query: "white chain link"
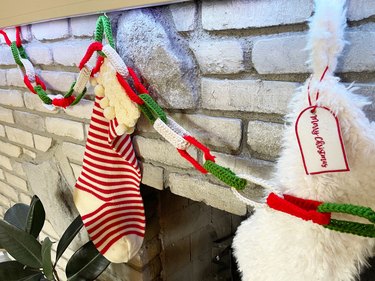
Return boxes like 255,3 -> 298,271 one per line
73,65 -> 91,94
153,117 -> 191,150
231,173 -> 280,208
101,44 -> 129,78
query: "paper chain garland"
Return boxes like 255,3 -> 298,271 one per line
1,15 -> 375,238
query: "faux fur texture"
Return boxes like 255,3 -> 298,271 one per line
233,0 -> 375,280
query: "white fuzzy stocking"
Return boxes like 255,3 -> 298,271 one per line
233,1 -> 375,280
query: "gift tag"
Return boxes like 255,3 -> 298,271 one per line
295,106 -> 349,175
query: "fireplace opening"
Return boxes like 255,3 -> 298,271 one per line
111,184 -> 244,281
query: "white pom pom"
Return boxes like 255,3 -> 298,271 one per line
99,97 -> 109,109
103,107 -> 115,120
90,78 -> 98,86
94,85 -> 105,97
115,124 -> 127,136
126,126 -> 135,135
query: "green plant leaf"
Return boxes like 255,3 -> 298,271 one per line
55,216 -> 83,264
41,237 -> 54,281
66,241 -> 110,281
26,196 -> 45,238
4,203 -> 30,230
0,220 -> 42,268
0,260 -> 43,281
20,274 -> 44,281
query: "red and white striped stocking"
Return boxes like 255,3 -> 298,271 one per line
73,96 -> 145,263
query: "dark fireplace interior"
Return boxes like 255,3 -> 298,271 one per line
126,184 -> 244,281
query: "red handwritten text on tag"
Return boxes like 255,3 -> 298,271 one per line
295,106 -> 349,175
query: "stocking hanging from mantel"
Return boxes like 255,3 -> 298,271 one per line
233,0 -> 375,280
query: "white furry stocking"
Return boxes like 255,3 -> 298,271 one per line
233,0 -> 375,280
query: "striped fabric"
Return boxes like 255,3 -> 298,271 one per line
74,96 -> 145,261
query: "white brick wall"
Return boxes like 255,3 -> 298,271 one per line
0,155 -> 12,171
252,32 -> 375,74
0,107 -> 14,123
0,90 -> 24,107
202,0 -> 313,30
0,140 -> 22,157
0,2 -> 374,279
25,43 -> 53,65
190,40 -> 244,74
51,40 -> 92,67
5,126 -> 34,147
31,19 -> 69,40
45,117 -> 84,141
201,79 -> 297,114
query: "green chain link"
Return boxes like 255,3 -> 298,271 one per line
139,94 -> 167,123
34,85 -> 52,104
139,103 -> 157,123
10,42 -> 23,66
64,82 -> 76,98
203,160 -> 247,190
318,203 -> 375,237
324,219 -> 375,238
18,45 -> 28,59
95,15 -> 115,57
70,88 -> 87,106
318,203 -> 375,223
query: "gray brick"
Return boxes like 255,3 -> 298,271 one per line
51,40 -> 92,67
0,107 -> 14,123
14,111 -> 45,132
4,172 -> 27,192
25,43 -> 53,65
40,71 -> 76,93
32,19 -> 69,40
0,155 -> 12,170
253,34 -> 308,74
171,114 -> 242,152
6,69 -> 26,88
0,45 -> 15,65
0,69 -> 6,86
5,126 -> 34,148
347,0 -> 375,21
0,140 -> 22,157
202,0 -> 312,30
141,162 -> 164,190
168,173 -> 247,215
252,32 -> 375,74
170,2 -> 196,32
0,181 -> 18,202
45,117 -> 84,141
202,79 -> 297,114
70,15 -> 98,37
0,89 -> 24,107
61,142 -> 85,163
190,40 -> 244,74
247,121 -> 283,160
134,136 -> 197,169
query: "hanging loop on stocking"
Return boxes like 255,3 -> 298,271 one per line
307,65 -> 329,112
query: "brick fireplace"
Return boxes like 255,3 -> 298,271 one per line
0,0 -> 374,280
